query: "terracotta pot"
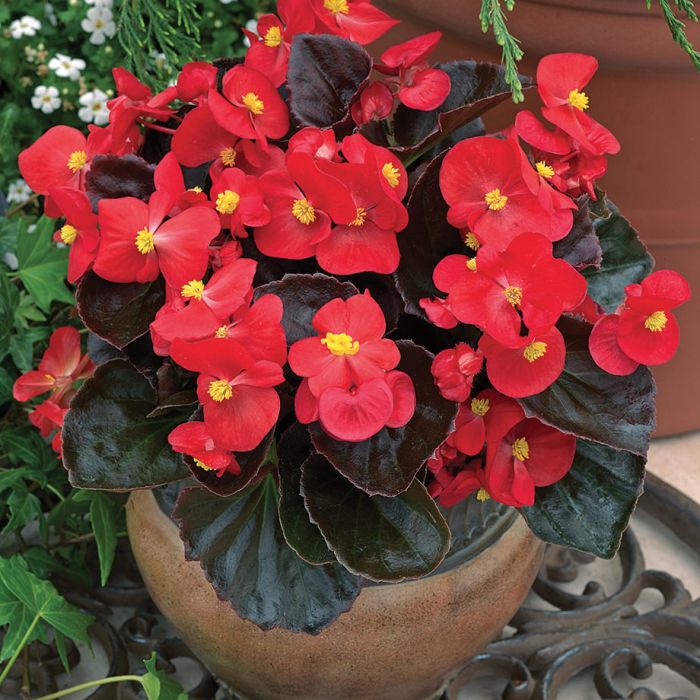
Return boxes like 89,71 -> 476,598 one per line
375,0 -> 700,436
126,489 -> 544,700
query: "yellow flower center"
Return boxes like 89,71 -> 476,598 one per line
503,285 -> 523,307
464,232 -> 480,251
567,88 -> 589,111
193,458 -> 215,471
59,224 -> 78,245
215,325 -> 229,339
216,189 -> 240,214
219,146 -> 237,167
512,437 -> 530,462
324,0 -> 349,14
471,397 -> 490,416
208,379 -> 233,402
382,162 -> 400,188
466,257 -> 477,272
67,150 -> 87,173
350,207 -> 367,227
134,228 -> 155,255
292,198 -> 316,225
188,186 -> 203,193
242,92 -> 264,115
536,161 -> 554,179
476,487 -> 490,502
484,188 -> 508,211
523,341 -> 548,362
321,332 -> 359,356
181,279 -> 205,301
264,26 -> 282,47
644,310 -> 668,332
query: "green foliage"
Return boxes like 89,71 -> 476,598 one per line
648,0 -> 700,69
142,652 -> 188,700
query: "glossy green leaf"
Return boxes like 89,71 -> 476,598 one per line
174,476 -> 361,633
15,217 -> 73,312
301,454 -> 451,582
310,341 -> 456,496
89,492 -> 122,586
520,318 -> 655,456
62,359 -> 190,490
520,439 -> 646,558
277,423 -> 334,565
583,198 -> 654,311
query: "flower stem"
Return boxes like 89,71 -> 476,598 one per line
0,613 -> 41,685
34,674 -> 144,699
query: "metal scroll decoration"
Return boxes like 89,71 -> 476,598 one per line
1,473 -> 699,699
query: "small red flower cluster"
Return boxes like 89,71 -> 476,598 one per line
13,327 -> 94,456
289,293 -> 415,441
514,53 -> 620,199
427,389 -> 575,508
589,270 -> 692,375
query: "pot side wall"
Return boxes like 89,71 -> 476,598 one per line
376,0 -> 700,436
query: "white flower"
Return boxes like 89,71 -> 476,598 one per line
2,252 -> 19,271
219,0 -> 239,4
85,0 -> 113,7
44,3 -> 58,26
242,19 -> 258,48
31,85 -> 61,114
9,15 -> 42,39
81,6 -> 116,45
48,53 -> 86,81
78,88 -> 110,126
6,179 -> 32,205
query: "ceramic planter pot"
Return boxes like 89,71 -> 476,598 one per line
375,0 -> 700,436
126,488 -> 544,700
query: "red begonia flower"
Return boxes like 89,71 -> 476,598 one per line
289,292 -> 401,398
49,187 -> 100,283
168,421 -> 240,476
18,126 -> 100,198
536,53 -> 620,156
169,337 -> 284,452
288,127 -> 340,161
94,191 -> 221,288
209,167 -> 270,236
176,62 -> 218,103
244,0 -> 316,87
149,257 -> 257,354
351,81 -> 394,125
208,65 -> 289,148
485,416 -> 576,507
431,464 -> 489,508
430,343 -> 483,403
446,233 -> 587,346
376,31 -> 451,111
13,327 -> 94,403
479,326 -> 566,399
314,161 -> 402,274
419,297 -> 458,329
440,136 -> 562,251
29,399 -> 68,444
590,270 -> 691,372
309,0 -> 398,45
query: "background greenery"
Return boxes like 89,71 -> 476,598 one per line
0,0 -> 270,693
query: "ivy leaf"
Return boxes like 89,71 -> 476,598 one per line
62,359 -> 190,490
520,439 -> 645,558
392,61 -> 526,158
0,366 -> 13,404
277,423 -> 334,565
0,556 -> 93,662
3,486 -> 42,534
393,151 -> 462,317
76,272 -> 165,349
174,476 -> 361,633
301,454 -> 451,582
0,264 -> 19,361
88,492 -> 122,586
583,198 -> 654,311
141,652 -> 188,700
310,341 -> 456,496
287,34 -> 372,131
520,318 -> 656,456
15,217 -> 73,312
256,273 -> 358,346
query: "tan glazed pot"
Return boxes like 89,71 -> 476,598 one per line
127,489 -> 544,700
376,0 -> 700,437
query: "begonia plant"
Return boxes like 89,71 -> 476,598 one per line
15,0 -> 690,635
